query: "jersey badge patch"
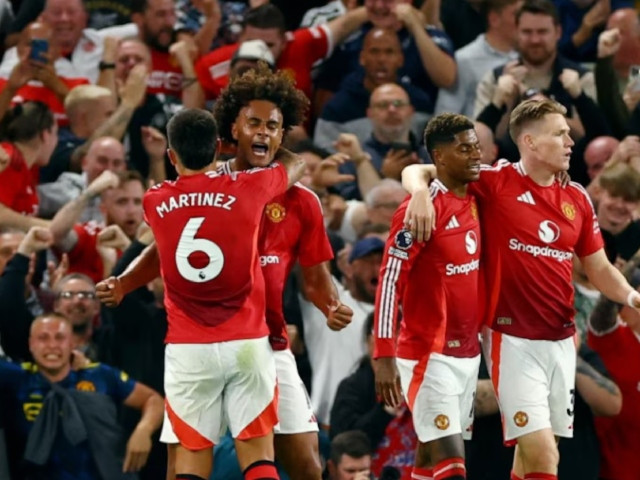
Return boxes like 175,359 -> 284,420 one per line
561,202 -> 576,221
394,229 -> 413,250
76,380 -> 96,392
265,203 -> 286,223
470,201 -> 478,220
514,411 -> 529,427
434,414 -> 450,430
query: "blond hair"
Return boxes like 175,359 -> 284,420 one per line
64,84 -> 112,117
509,99 -> 567,143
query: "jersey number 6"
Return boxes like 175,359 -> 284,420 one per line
176,217 -> 224,282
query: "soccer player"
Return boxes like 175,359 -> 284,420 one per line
401,99 -> 640,480
97,66 -> 352,480
374,113 -> 482,480
128,107 -> 304,480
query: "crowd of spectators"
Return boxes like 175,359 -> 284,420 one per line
0,0 -> 639,478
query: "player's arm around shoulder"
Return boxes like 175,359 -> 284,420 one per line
274,147 -> 306,187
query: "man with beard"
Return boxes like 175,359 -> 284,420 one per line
131,0 -> 203,104
475,0 -> 597,140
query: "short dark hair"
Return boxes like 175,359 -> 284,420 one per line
213,62 -> 309,144
516,0 -> 560,25
481,0 -> 521,20
130,0 -> 148,14
424,113 -> 475,157
167,109 -> 218,170
509,98 -> 567,142
243,4 -> 286,32
115,169 -> 146,191
0,101 -> 55,143
330,431 -> 372,466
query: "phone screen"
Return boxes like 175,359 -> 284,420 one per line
29,39 -> 49,63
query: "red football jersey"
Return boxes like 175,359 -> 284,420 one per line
0,142 -> 39,215
66,221 -> 107,284
374,180 -> 482,360
589,323 -> 640,480
143,165 -> 288,344
470,160 -> 603,340
147,49 -> 184,98
0,78 -> 89,127
217,162 -> 333,349
258,184 -> 333,350
195,25 -> 331,101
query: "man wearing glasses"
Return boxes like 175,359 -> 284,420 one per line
334,83 -> 429,200
54,273 -> 101,359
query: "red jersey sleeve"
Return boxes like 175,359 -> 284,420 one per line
571,182 -> 604,258
297,187 -> 333,267
194,46 -> 233,99
66,223 -> 104,283
291,25 -> 332,63
374,200 -> 426,358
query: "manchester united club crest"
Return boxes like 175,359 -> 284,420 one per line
265,203 -> 286,223
434,414 -> 450,430
76,380 -> 96,392
470,201 -> 478,220
513,411 -> 529,427
561,202 -> 576,221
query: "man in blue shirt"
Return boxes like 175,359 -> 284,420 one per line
0,312 -> 163,479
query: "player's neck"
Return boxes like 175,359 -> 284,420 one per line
179,164 -> 217,176
521,157 -> 555,187
231,156 -> 256,172
438,172 -> 468,198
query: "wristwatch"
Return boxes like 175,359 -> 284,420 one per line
98,61 -> 116,71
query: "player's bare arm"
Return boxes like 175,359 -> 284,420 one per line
588,246 -> 640,332
581,249 -> 640,309
300,263 -> 353,331
400,164 -> 437,242
96,242 -> 161,307
373,356 -> 403,408
274,147 -> 306,187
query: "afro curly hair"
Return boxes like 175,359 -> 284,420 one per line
213,62 -> 309,144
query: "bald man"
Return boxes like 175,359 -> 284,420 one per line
0,313 -> 163,478
584,136 -> 620,180
606,8 -> 640,81
38,137 -> 127,221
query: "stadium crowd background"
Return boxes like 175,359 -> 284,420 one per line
0,0 -> 639,478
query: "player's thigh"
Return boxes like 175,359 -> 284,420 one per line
548,336 -> 577,439
164,343 -> 226,448
222,336 -> 278,440
273,349 -> 319,435
483,328 -> 554,444
515,428 -> 559,471
396,354 -> 478,443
